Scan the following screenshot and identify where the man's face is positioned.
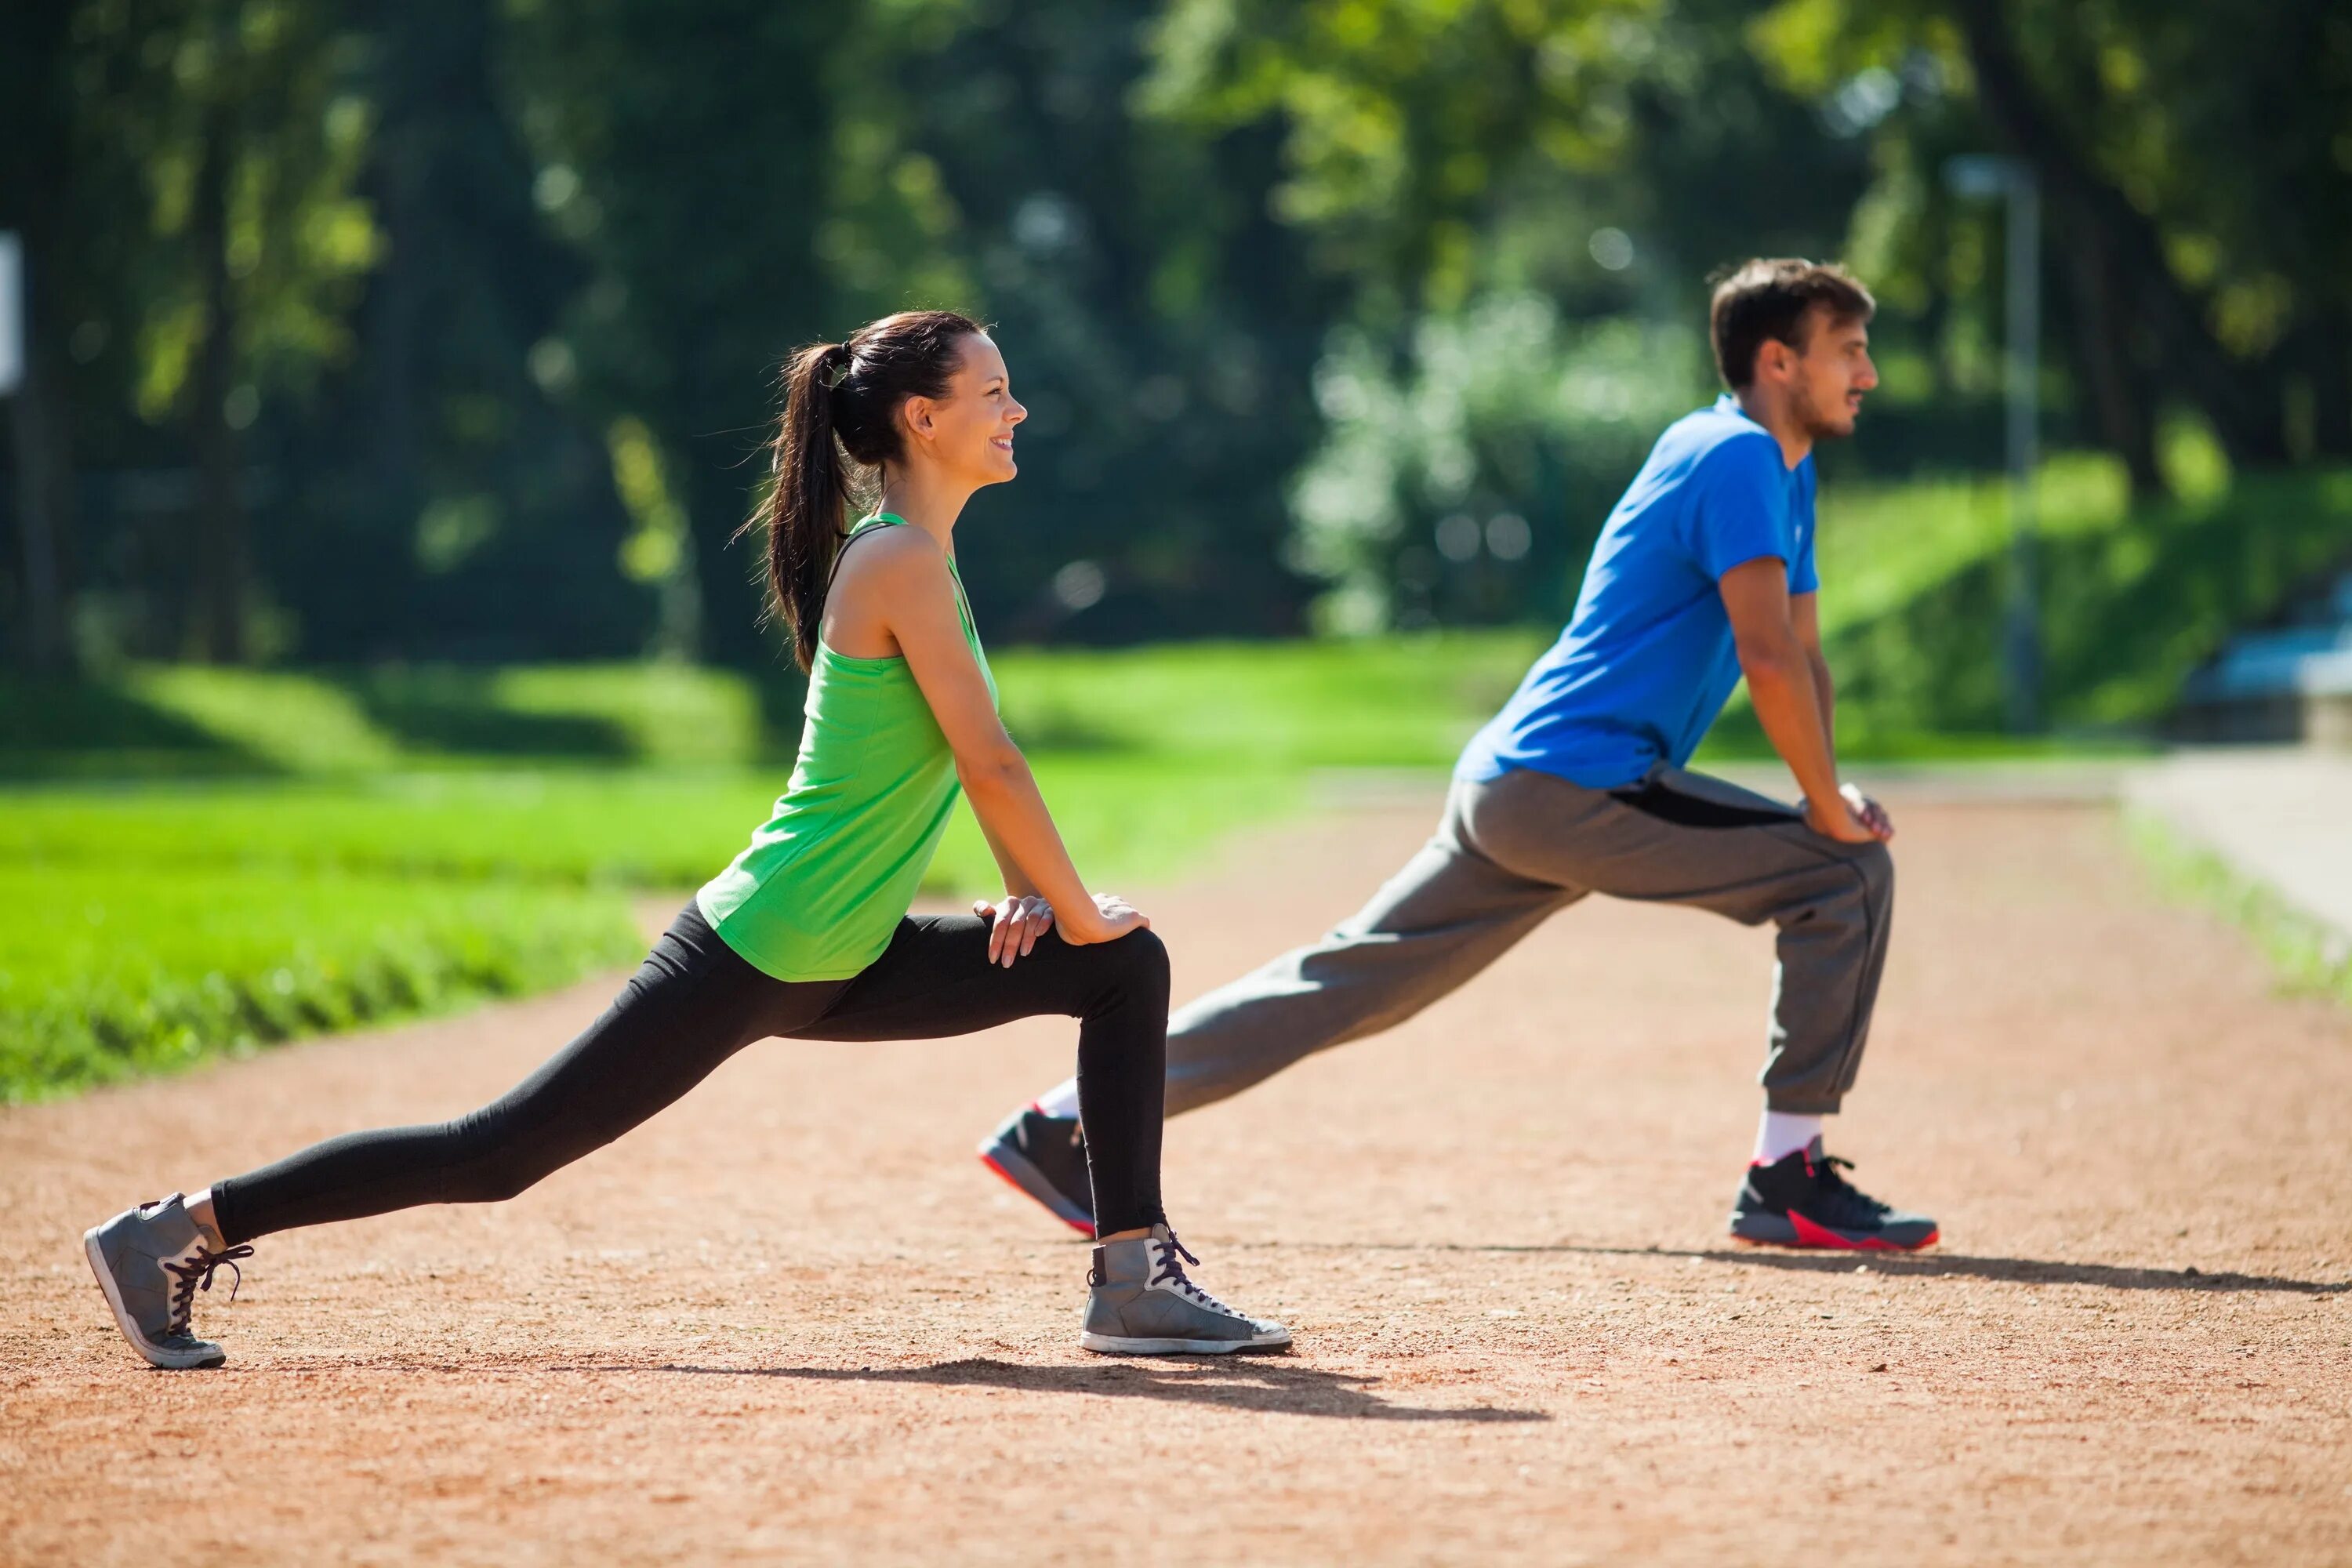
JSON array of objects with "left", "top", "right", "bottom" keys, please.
[{"left": 1783, "top": 307, "right": 1878, "bottom": 440}]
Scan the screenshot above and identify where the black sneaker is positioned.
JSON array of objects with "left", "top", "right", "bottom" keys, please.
[
  {"left": 1730, "top": 1138, "right": 1939, "bottom": 1251},
  {"left": 978, "top": 1104, "right": 1094, "bottom": 1237}
]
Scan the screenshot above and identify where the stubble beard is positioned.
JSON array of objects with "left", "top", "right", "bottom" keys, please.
[{"left": 1794, "top": 380, "right": 1857, "bottom": 443}]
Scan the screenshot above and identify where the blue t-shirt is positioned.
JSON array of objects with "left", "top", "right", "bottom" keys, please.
[{"left": 1457, "top": 395, "right": 1817, "bottom": 790}]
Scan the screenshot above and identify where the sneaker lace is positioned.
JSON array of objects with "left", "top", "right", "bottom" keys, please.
[
  {"left": 1809, "top": 1154, "right": 1893, "bottom": 1224},
  {"left": 1150, "top": 1230, "right": 1243, "bottom": 1318},
  {"left": 161, "top": 1244, "right": 254, "bottom": 1338}
]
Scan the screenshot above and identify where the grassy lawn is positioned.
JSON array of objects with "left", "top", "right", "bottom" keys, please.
[
  {"left": 2127, "top": 813, "right": 2352, "bottom": 1011},
  {"left": 0, "top": 866, "right": 641, "bottom": 1100},
  {"left": 1805, "top": 456, "right": 2352, "bottom": 739},
  {"left": 0, "top": 635, "right": 1536, "bottom": 1102}
]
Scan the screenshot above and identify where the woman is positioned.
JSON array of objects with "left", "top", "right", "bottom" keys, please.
[{"left": 84, "top": 309, "right": 1288, "bottom": 1368}]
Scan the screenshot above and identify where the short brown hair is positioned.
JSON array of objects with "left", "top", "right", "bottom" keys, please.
[{"left": 1708, "top": 260, "right": 1875, "bottom": 389}]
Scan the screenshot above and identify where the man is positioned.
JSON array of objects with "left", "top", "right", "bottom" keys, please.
[{"left": 982, "top": 258, "right": 1936, "bottom": 1251}]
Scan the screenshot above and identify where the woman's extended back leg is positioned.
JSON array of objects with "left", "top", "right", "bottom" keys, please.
[{"left": 206, "top": 908, "right": 832, "bottom": 1247}]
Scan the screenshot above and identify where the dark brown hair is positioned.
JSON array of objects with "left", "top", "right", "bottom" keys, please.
[
  {"left": 742, "top": 309, "right": 985, "bottom": 670},
  {"left": 1708, "top": 260, "right": 1875, "bottom": 389}
]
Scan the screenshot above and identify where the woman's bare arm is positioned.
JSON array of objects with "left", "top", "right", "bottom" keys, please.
[{"left": 840, "top": 528, "right": 1141, "bottom": 945}]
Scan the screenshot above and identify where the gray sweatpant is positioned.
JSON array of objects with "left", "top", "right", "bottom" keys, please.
[{"left": 1165, "top": 763, "right": 1893, "bottom": 1118}]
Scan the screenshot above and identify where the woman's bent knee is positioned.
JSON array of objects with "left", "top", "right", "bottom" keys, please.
[
  {"left": 1113, "top": 925, "right": 1171, "bottom": 975},
  {"left": 1087, "top": 926, "right": 1171, "bottom": 999}
]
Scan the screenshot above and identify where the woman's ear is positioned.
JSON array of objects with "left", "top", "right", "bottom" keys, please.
[{"left": 900, "top": 395, "right": 937, "bottom": 448}]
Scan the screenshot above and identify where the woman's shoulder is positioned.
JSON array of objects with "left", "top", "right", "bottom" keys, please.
[{"left": 836, "top": 519, "right": 948, "bottom": 583}]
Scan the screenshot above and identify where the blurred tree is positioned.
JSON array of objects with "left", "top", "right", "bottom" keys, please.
[
  {"left": 501, "top": 0, "right": 844, "bottom": 671},
  {"left": 849, "top": 0, "right": 1336, "bottom": 641},
  {"left": 0, "top": 2, "right": 83, "bottom": 670},
  {"left": 7, "top": 0, "right": 2339, "bottom": 668},
  {"left": 1753, "top": 0, "right": 2352, "bottom": 492},
  {"left": 1138, "top": 0, "right": 1877, "bottom": 624},
  {"left": 1143, "top": 0, "right": 1659, "bottom": 314},
  {"left": 266, "top": 0, "right": 647, "bottom": 663},
  {"left": 1292, "top": 298, "right": 1704, "bottom": 631},
  {"left": 96, "top": 0, "right": 381, "bottom": 661},
  {"left": 503, "top": 0, "right": 1333, "bottom": 656}
]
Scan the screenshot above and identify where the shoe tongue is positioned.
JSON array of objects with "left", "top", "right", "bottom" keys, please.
[
  {"left": 140, "top": 1196, "right": 207, "bottom": 1258},
  {"left": 1805, "top": 1134, "right": 1826, "bottom": 1162}
]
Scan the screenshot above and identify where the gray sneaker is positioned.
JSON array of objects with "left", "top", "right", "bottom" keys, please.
[
  {"left": 1080, "top": 1224, "right": 1290, "bottom": 1356},
  {"left": 82, "top": 1194, "right": 254, "bottom": 1370}
]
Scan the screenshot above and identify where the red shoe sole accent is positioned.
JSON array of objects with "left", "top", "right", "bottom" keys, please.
[
  {"left": 1787, "top": 1210, "right": 1939, "bottom": 1251},
  {"left": 977, "top": 1151, "right": 1095, "bottom": 1239}
]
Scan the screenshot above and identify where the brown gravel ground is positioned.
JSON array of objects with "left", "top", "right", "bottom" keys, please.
[{"left": 5, "top": 795, "right": 2351, "bottom": 1566}]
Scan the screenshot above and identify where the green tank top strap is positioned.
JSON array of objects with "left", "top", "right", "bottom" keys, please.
[
  {"left": 837, "top": 512, "right": 982, "bottom": 649},
  {"left": 830, "top": 512, "right": 902, "bottom": 586}
]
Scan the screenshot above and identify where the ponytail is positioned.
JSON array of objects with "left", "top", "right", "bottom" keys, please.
[
  {"left": 740, "top": 310, "right": 982, "bottom": 671},
  {"left": 753, "top": 341, "right": 852, "bottom": 672}
]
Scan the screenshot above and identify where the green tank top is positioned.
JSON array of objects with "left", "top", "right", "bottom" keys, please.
[{"left": 697, "top": 514, "right": 997, "bottom": 982}]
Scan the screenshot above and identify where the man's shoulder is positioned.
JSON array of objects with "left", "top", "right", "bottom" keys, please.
[
  {"left": 1602, "top": 408, "right": 1773, "bottom": 546},
  {"left": 1651, "top": 402, "right": 1778, "bottom": 478}
]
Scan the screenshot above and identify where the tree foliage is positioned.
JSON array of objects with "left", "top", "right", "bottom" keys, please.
[{"left": 1, "top": 0, "right": 2342, "bottom": 669}]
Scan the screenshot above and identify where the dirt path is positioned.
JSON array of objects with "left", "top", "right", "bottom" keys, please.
[{"left": 5, "top": 797, "right": 2350, "bottom": 1566}]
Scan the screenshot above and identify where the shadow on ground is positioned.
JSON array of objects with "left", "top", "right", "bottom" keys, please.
[
  {"left": 1694, "top": 1249, "right": 2351, "bottom": 1294},
  {"left": 1274, "top": 1240, "right": 2351, "bottom": 1296},
  {"left": 625, "top": 1356, "right": 1551, "bottom": 1422}
]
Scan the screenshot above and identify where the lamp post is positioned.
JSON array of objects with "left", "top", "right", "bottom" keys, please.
[
  {"left": 1944, "top": 155, "right": 2042, "bottom": 734},
  {"left": 0, "top": 232, "right": 21, "bottom": 397}
]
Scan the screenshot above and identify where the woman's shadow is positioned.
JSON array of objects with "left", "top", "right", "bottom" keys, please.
[{"left": 645, "top": 1356, "right": 1549, "bottom": 1423}]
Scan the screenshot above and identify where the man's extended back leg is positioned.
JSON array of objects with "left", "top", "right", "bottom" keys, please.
[
  {"left": 1162, "top": 793, "right": 1578, "bottom": 1115},
  {"left": 982, "top": 786, "right": 1577, "bottom": 1232}
]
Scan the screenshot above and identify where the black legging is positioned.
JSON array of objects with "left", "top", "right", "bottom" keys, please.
[{"left": 208, "top": 903, "right": 1169, "bottom": 1245}]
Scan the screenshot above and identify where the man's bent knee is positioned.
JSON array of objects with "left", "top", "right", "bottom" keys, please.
[{"left": 1853, "top": 839, "right": 1893, "bottom": 907}]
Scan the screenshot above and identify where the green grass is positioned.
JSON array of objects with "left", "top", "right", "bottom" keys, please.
[
  {"left": 1682, "top": 455, "right": 2352, "bottom": 755},
  {"left": 0, "top": 631, "right": 1538, "bottom": 885},
  {"left": 0, "top": 757, "right": 1300, "bottom": 898},
  {"left": 0, "top": 867, "right": 640, "bottom": 1102},
  {"left": 0, "top": 771, "right": 785, "bottom": 887},
  {"left": 0, "top": 661, "right": 771, "bottom": 778},
  {"left": 0, "top": 756, "right": 1312, "bottom": 1102},
  {"left": 2128, "top": 813, "right": 2352, "bottom": 1011},
  {"left": 1808, "top": 461, "right": 2352, "bottom": 740},
  {"left": 990, "top": 633, "right": 1544, "bottom": 766}
]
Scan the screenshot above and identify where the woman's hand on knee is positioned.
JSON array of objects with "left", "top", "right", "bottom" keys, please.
[
  {"left": 1058, "top": 892, "right": 1151, "bottom": 947},
  {"left": 974, "top": 895, "right": 1055, "bottom": 967}
]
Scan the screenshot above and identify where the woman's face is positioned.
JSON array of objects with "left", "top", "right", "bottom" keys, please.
[{"left": 899, "top": 332, "right": 1025, "bottom": 488}]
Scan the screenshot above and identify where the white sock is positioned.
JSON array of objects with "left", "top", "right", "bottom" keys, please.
[
  {"left": 1033, "top": 1079, "right": 1083, "bottom": 1121},
  {"left": 1754, "top": 1109, "right": 1824, "bottom": 1166}
]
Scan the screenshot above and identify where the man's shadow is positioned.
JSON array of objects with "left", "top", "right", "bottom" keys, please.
[
  {"left": 641, "top": 1356, "right": 1549, "bottom": 1423},
  {"left": 1317, "top": 1240, "right": 2350, "bottom": 1295},
  {"left": 1695, "top": 1248, "right": 2350, "bottom": 1294}
]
